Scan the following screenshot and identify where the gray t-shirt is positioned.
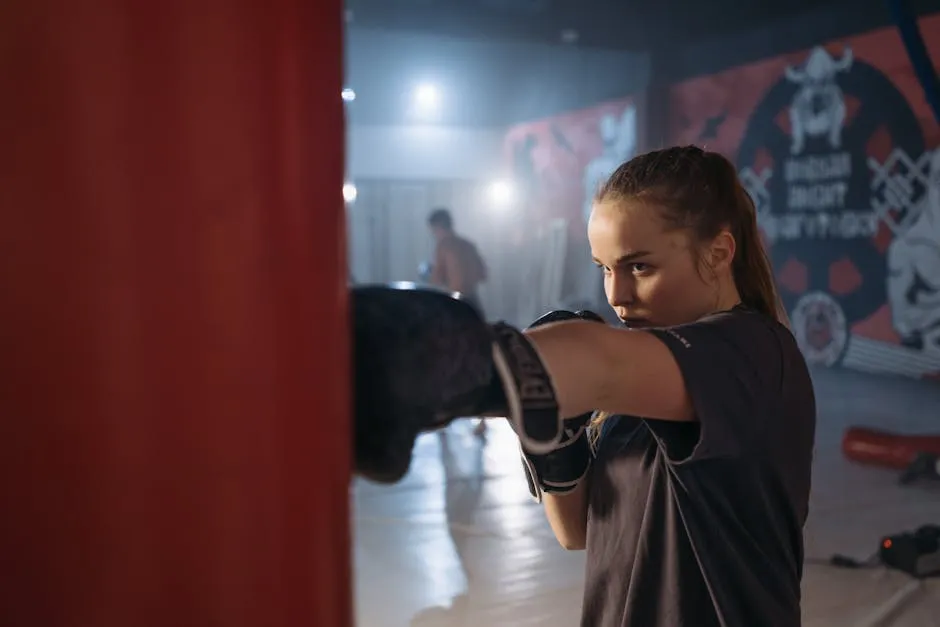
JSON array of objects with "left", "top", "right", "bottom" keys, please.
[{"left": 581, "top": 307, "right": 815, "bottom": 627}]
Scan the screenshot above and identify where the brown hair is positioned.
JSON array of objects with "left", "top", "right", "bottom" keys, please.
[
  {"left": 589, "top": 145, "right": 786, "bottom": 440},
  {"left": 427, "top": 207, "right": 453, "bottom": 231}
]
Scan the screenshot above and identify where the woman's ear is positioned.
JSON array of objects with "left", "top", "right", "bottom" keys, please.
[{"left": 706, "top": 230, "right": 736, "bottom": 272}]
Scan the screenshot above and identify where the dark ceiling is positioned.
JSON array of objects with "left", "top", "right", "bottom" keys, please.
[
  {"left": 346, "top": 0, "right": 842, "bottom": 51},
  {"left": 345, "top": 0, "right": 940, "bottom": 56}
]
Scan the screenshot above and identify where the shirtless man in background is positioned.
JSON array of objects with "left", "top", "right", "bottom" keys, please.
[
  {"left": 428, "top": 208, "right": 487, "bottom": 314},
  {"left": 427, "top": 207, "right": 490, "bottom": 435}
]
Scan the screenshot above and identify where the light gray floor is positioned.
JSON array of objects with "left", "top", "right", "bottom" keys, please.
[{"left": 353, "top": 368, "right": 940, "bottom": 626}]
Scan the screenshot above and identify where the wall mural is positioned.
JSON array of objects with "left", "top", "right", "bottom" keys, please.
[
  {"left": 504, "top": 98, "right": 637, "bottom": 311},
  {"left": 670, "top": 16, "right": 940, "bottom": 377}
]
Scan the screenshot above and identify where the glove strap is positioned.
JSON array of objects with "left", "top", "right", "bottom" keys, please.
[
  {"left": 521, "top": 419, "right": 592, "bottom": 503},
  {"left": 489, "top": 322, "right": 563, "bottom": 455}
]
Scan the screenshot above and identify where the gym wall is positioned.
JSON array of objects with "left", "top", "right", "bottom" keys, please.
[
  {"left": 344, "top": 27, "right": 648, "bottom": 128},
  {"left": 345, "top": 178, "right": 523, "bottom": 322},
  {"left": 344, "top": 27, "right": 644, "bottom": 324},
  {"left": 668, "top": 14, "right": 940, "bottom": 378},
  {"left": 502, "top": 96, "right": 640, "bottom": 317}
]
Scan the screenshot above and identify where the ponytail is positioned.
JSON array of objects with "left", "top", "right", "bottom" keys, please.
[{"left": 732, "top": 186, "right": 788, "bottom": 326}]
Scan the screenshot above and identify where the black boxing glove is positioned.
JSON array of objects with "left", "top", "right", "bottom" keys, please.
[
  {"left": 352, "top": 284, "right": 565, "bottom": 484},
  {"left": 519, "top": 309, "right": 605, "bottom": 502},
  {"left": 575, "top": 310, "right": 606, "bottom": 324}
]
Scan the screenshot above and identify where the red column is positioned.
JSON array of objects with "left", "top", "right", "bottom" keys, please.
[{"left": 0, "top": 2, "right": 350, "bottom": 626}]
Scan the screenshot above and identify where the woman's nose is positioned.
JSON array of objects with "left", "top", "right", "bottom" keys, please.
[{"left": 606, "top": 272, "right": 635, "bottom": 308}]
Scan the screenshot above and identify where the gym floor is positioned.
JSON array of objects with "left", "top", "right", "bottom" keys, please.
[{"left": 353, "top": 368, "right": 940, "bottom": 627}]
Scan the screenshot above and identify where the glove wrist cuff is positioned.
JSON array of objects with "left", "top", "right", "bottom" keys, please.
[
  {"left": 489, "top": 322, "right": 562, "bottom": 454},
  {"left": 521, "top": 426, "right": 592, "bottom": 503}
]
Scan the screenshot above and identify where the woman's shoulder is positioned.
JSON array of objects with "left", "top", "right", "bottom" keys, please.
[
  {"left": 730, "top": 307, "right": 804, "bottom": 362},
  {"left": 652, "top": 305, "right": 806, "bottom": 397},
  {"left": 703, "top": 305, "right": 800, "bottom": 347},
  {"left": 665, "top": 305, "right": 796, "bottom": 356},
  {"left": 713, "top": 307, "right": 813, "bottom": 398}
]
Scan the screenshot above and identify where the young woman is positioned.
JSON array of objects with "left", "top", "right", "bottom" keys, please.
[{"left": 519, "top": 146, "right": 816, "bottom": 626}]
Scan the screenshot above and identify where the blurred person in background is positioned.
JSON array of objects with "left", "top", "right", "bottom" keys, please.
[{"left": 427, "top": 207, "right": 490, "bottom": 435}]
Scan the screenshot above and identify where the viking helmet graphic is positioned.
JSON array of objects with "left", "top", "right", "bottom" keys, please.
[{"left": 786, "top": 46, "right": 853, "bottom": 83}]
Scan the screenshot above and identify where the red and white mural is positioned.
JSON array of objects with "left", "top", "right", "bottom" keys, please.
[
  {"left": 503, "top": 98, "right": 637, "bottom": 309},
  {"left": 669, "top": 16, "right": 940, "bottom": 377}
]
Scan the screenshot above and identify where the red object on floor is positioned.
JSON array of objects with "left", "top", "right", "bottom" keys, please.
[
  {"left": 1, "top": 1, "right": 350, "bottom": 626},
  {"left": 842, "top": 427, "right": 940, "bottom": 470}
]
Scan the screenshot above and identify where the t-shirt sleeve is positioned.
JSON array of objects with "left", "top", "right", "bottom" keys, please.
[{"left": 646, "top": 310, "right": 784, "bottom": 461}]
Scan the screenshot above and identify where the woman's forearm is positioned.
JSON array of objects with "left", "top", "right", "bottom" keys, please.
[
  {"left": 542, "top": 482, "right": 589, "bottom": 551},
  {"left": 523, "top": 321, "right": 693, "bottom": 422},
  {"left": 524, "top": 321, "right": 619, "bottom": 418}
]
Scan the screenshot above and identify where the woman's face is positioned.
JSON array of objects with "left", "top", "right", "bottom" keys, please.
[{"left": 588, "top": 200, "right": 717, "bottom": 328}]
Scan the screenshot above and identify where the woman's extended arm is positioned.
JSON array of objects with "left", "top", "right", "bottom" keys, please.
[
  {"left": 523, "top": 321, "right": 694, "bottom": 422},
  {"left": 512, "top": 320, "right": 693, "bottom": 550}
]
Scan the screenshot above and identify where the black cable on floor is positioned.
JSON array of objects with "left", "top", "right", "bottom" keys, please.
[{"left": 804, "top": 552, "right": 881, "bottom": 569}]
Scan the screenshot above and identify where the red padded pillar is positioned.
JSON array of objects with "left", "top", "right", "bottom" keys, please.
[{"left": 0, "top": 1, "right": 350, "bottom": 626}]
